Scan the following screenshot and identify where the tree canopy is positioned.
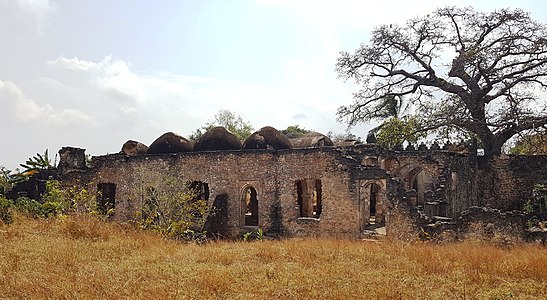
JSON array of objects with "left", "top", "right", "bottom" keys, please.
[
  {"left": 281, "top": 125, "right": 311, "bottom": 139},
  {"left": 509, "top": 130, "right": 547, "bottom": 155},
  {"left": 337, "top": 7, "right": 547, "bottom": 155},
  {"left": 376, "top": 116, "right": 426, "bottom": 150},
  {"left": 189, "top": 110, "right": 254, "bottom": 141}
]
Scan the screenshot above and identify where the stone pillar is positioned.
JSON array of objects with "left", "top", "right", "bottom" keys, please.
[
  {"left": 300, "top": 179, "right": 315, "bottom": 217},
  {"left": 58, "top": 147, "right": 86, "bottom": 173}
]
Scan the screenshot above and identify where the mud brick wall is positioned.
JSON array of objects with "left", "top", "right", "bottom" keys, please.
[{"left": 477, "top": 155, "right": 547, "bottom": 210}]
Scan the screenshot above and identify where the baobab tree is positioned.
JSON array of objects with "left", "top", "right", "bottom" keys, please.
[{"left": 337, "top": 7, "right": 547, "bottom": 155}]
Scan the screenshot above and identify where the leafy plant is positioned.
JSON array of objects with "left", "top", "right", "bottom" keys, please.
[
  {"left": 135, "top": 167, "right": 211, "bottom": 242},
  {"left": 281, "top": 125, "right": 311, "bottom": 138},
  {"left": 0, "top": 196, "right": 13, "bottom": 224},
  {"left": 510, "top": 130, "right": 547, "bottom": 155},
  {"left": 243, "top": 228, "right": 264, "bottom": 242},
  {"left": 188, "top": 110, "right": 254, "bottom": 141},
  {"left": 376, "top": 116, "right": 426, "bottom": 149},
  {"left": 13, "top": 197, "right": 44, "bottom": 218},
  {"left": 20, "top": 149, "right": 54, "bottom": 173},
  {"left": 523, "top": 184, "right": 547, "bottom": 228}
]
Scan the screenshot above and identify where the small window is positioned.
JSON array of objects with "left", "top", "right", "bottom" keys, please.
[
  {"left": 296, "top": 179, "right": 322, "bottom": 218},
  {"left": 243, "top": 186, "right": 258, "bottom": 226},
  {"left": 97, "top": 183, "right": 116, "bottom": 215}
]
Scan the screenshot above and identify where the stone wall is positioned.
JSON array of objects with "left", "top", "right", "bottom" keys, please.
[
  {"left": 477, "top": 155, "right": 547, "bottom": 210},
  {"left": 68, "top": 147, "right": 389, "bottom": 239},
  {"left": 50, "top": 144, "right": 546, "bottom": 241}
]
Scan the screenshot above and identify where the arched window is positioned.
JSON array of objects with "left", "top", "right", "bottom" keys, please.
[{"left": 242, "top": 186, "right": 258, "bottom": 226}]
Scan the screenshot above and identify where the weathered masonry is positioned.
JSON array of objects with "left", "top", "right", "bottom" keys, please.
[{"left": 53, "top": 127, "right": 547, "bottom": 240}]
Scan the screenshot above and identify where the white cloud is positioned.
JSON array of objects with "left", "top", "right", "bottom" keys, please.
[
  {"left": 48, "top": 56, "right": 98, "bottom": 72},
  {"left": 1, "top": 54, "right": 363, "bottom": 169},
  {"left": 16, "top": 0, "right": 56, "bottom": 35},
  {"left": 0, "top": 79, "right": 93, "bottom": 125}
]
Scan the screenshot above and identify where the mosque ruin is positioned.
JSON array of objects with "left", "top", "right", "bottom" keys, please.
[{"left": 12, "top": 126, "right": 547, "bottom": 241}]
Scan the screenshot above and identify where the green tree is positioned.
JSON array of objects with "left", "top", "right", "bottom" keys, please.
[
  {"left": 337, "top": 7, "right": 547, "bottom": 156},
  {"left": 189, "top": 110, "right": 254, "bottom": 141},
  {"left": 509, "top": 129, "right": 547, "bottom": 155},
  {"left": 281, "top": 125, "right": 311, "bottom": 138},
  {"left": 376, "top": 116, "right": 426, "bottom": 149}
]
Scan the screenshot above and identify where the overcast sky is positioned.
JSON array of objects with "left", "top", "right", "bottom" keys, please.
[{"left": 1, "top": 0, "right": 547, "bottom": 170}]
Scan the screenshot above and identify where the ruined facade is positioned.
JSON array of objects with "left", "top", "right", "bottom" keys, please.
[{"left": 53, "top": 127, "right": 547, "bottom": 240}]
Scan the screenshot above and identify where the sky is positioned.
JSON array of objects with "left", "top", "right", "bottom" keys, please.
[{"left": 1, "top": 0, "right": 547, "bottom": 170}]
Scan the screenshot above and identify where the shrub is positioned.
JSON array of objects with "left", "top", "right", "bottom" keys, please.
[
  {"left": 0, "top": 196, "right": 13, "bottom": 224},
  {"left": 135, "top": 167, "right": 211, "bottom": 242},
  {"left": 13, "top": 197, "right": 44, "bottom": 218},
  {"left": 524, "top": 184, "right": 547, "bottom": 227},
  {"left": 41, "top": 180, "right": 98, "bottom": 217}
]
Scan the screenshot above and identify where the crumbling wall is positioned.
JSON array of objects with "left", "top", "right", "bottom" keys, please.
[
  {"left": 478, "top": 155, "right": 547, "bottom": 210},
  {"left": 377, "top": 147, "right": 476, "bottom": 218},
  {"left": 69, "top": 147, "right": 369, "bottom": 239}
]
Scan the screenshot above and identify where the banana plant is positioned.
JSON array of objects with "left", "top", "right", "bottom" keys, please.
[{"left": 19, "top": 149, "right": 54, "bottom": 173}]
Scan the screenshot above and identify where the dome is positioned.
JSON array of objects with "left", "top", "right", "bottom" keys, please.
[
  {"left": 290, "top": 132, "right": 334, "bottom": 148},
  {"left": 242, "top": 126, "right": 292, "bottom": 150},
  {"left": 147, "top": 132, "right": 194, "bottom": 154},
  {"left": 120, "top": 140, "right": 149, "bottom": 156},
  {"left": 193, "top": 127, "right": 242, "bottom": 151}
]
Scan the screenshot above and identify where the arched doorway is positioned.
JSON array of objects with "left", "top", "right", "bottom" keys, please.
[
  {"left": 359, "top": 180, "right": 385, "bottom": 230},
  {"left": 242, "top": 186, "right": 258, "bottom": 226},
  {"left": 409, "top": 169, "right": 433, "bottom": 206}
]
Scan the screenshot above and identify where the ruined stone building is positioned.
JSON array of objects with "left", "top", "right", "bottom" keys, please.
[{"left": 46, "top": 126, "right": 547, "bottom": 240}]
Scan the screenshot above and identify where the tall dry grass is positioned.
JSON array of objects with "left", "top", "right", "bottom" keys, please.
[{"left": 1, "top": 214, "right": 545, "bottom": 299}]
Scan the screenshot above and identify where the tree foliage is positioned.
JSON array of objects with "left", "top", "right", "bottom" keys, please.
[
  {"left": 135, "top": 167, "right": 210, "bottom": 241},
  {"left": 376, "top": 116, "right": 426, "bottom": 149},
  {"left": 189, "top": 110, "right": 254, "bottom": 141},
  {"left": 509, "top": 129, "right": 547, "bottom": 155},
  {"left": 337, "top": 7, "right": 547, "bottom": 155},
  {"left": 20, "top": 149, "right": 54, "bottom": 173},
  {"left": 327, "top": 131, "right": 362, "bottom": 144},
  {"left": 281, "top": 125, "right": 311, "bottom": 138}
]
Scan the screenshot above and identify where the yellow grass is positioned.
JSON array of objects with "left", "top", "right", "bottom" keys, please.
[{"left": 1, "top": 214, "right": 546, "bottom": 299}]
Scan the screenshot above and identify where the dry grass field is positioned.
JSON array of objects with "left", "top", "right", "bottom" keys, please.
[{"left": 1, "top": 214, "right": 546, "bottom": 300}]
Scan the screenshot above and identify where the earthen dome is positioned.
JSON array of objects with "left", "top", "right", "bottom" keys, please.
[
  {"left": 290, "top": 132, "right": 334, "bottom": 148},
  {"left": 147, "top": 132, "right": 194, "bottom": 154},
  {"left": 193, "top": 127, "right": 242, "bottom": 151},
  {"left": 242, "top": 126, "right": 292, "bottom": 150},
  {"left": 121, "top": 140, "right": 149, "bottom": 156}
]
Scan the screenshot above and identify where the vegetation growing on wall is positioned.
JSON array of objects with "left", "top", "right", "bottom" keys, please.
[
  {"left": 524, "top": 184, "right": 547, "bottom": 228},
  {"left": 135, "top": 167, "right": 211, "bottom": 241}
]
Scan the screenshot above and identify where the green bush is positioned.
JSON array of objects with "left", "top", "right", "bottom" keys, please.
[
  {"left": 524, "top": 184, "right": 547, "bottom": 228},
  {"left": 13, "top": 196, "right": 44, "bottom": 218},
  {"left": 135, "top": 168, "right": 211, "bottom": 242},
  {"left": 0, "top": 196, "right": 13, "bottom": 224}
]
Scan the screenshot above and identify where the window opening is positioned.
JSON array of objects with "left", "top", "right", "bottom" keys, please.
[
  {"left": 243, "top": 186, "right": 258, "bottom": 226},
  {"left": 97, "top": 183, "right": 116, "bottom": 215},
  {"left": 296, "top": 179, "right": 322, "bottom": 218}
]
